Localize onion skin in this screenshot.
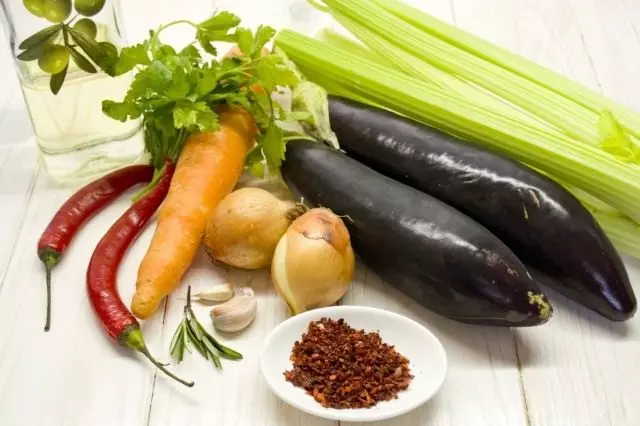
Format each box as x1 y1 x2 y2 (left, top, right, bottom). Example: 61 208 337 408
271 208 355 314
204 187 303 270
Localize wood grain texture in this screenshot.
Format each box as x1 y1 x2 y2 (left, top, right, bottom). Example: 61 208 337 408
0 168 161 426
0 0 639 425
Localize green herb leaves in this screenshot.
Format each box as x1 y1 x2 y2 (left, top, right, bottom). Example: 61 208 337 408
170 286 242 368
173 101 218 132
102 11 302 175
197 11 241 54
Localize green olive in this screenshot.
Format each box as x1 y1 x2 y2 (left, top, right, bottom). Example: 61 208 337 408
73 0 106 17
73 18 98 39
38 44 69 74
42 0 71 23
99 41 117 57
23 0 46 17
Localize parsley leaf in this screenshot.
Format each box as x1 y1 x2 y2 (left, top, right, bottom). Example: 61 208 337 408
236 28 254 56
180 45 201 63
102 100 141 121
147 61 173 93
196 31 218 56
173 101 218 132
166 67 190 99
153 44 177 61
115 43 150 75
252 26 276 59
255 55 299 92
102 11 304 174
261 125 285 172
199 11 241 32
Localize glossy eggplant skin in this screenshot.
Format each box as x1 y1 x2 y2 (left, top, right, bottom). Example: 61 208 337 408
282 141 552 326
328 96 636 321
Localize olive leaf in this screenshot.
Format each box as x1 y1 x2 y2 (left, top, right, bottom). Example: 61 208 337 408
50 63 68 95
70 48 97 73
68 26 106 71
17 44 46 61
18 24 61 50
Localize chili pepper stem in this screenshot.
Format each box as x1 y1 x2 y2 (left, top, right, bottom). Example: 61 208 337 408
39 248 61 332
44 266 51 331
121 326 194 388
132 161 172 203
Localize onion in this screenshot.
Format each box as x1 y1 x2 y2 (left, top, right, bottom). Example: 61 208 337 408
204 187 305 270
271 208 355 314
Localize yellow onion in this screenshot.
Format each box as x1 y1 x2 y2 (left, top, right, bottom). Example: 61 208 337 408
271 208 355 314
204 187 305 270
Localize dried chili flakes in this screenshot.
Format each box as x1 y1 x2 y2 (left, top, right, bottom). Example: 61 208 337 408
283 318 413 409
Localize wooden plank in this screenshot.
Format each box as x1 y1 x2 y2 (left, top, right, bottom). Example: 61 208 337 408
514 258 640 426
566 0 640 110
0 172 159 426
453 1 640 425
0 146 37 286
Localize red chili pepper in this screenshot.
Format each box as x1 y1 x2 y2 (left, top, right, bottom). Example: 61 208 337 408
86 161 193 388
38 165 154 331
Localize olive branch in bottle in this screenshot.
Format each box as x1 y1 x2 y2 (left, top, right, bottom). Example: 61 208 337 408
17 0 119 94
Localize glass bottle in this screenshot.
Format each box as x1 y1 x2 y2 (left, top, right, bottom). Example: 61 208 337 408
0 0 145 184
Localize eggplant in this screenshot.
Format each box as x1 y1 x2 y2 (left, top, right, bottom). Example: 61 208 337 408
328 95 636 321
282 140 552 326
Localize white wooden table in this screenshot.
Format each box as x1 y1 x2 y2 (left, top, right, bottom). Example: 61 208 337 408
1 1 640 425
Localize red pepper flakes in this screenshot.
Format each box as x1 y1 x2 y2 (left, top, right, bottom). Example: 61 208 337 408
283 318 413 409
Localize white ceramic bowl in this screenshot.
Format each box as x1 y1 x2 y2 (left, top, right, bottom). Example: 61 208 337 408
260 306 447 422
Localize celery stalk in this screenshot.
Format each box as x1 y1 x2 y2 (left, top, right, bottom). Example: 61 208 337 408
319 0 602 145
329 13 555 130
275 30 640 222
374 0 640 142
319 29 383 62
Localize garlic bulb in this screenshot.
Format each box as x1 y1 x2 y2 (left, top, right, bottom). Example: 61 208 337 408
271 208 355 314
210 287 257 332
192 283 234 303
204 187 306 270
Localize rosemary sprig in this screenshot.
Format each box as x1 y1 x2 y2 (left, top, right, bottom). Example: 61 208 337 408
169 286 243 369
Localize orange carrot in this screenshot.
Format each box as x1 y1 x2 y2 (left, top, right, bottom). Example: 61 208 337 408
131 106 256 319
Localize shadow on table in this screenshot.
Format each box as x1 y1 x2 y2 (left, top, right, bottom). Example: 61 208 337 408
536 284 633 339
349 268 526 367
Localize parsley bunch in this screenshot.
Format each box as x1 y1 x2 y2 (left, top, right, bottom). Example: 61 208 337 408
102 12 299 174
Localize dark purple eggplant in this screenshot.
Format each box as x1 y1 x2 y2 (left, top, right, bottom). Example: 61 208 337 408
328 95 636 321
282 140 552 326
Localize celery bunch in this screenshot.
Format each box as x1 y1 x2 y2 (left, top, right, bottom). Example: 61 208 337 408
274 0 640 258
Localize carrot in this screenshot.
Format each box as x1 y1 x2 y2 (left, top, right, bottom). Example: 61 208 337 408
131 106 257 319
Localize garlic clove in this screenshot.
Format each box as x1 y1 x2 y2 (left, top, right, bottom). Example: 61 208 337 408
192 283 234 303
210 287 257 333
